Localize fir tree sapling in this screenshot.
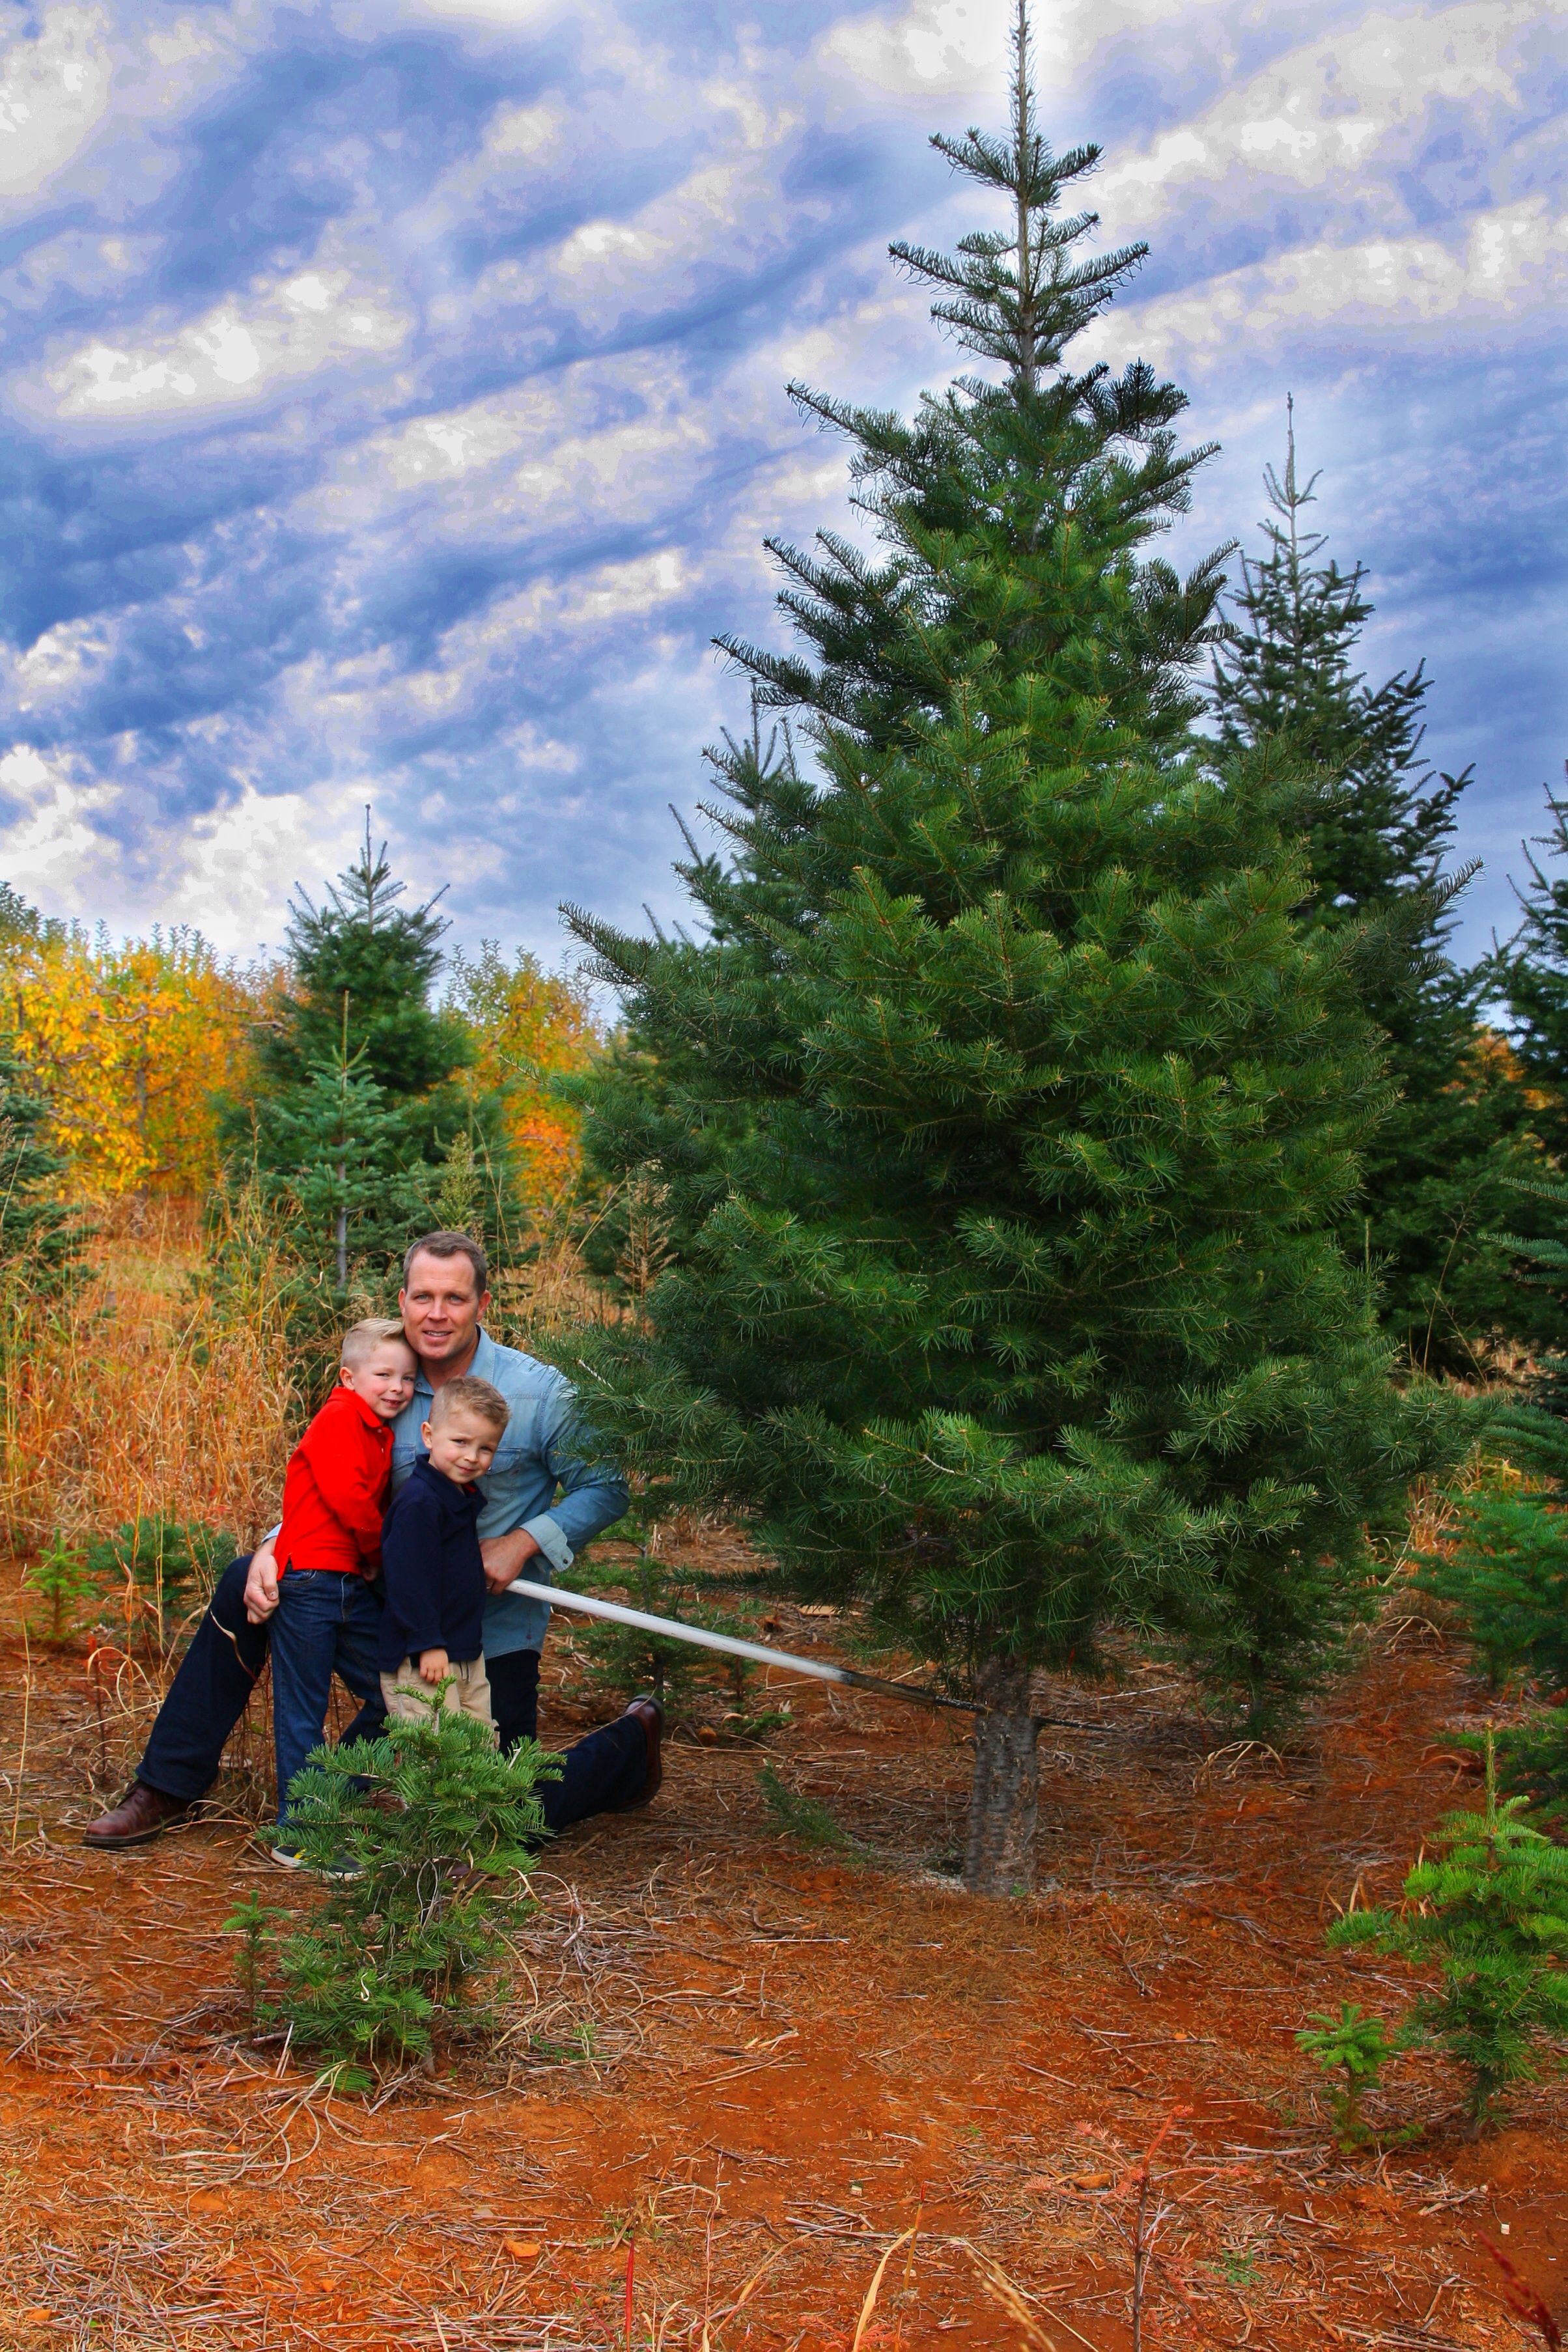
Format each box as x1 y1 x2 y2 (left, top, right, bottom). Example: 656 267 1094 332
1485 1705 1568 1830
1213 408 1543 1375
1328 1734 1568 2127
571 1552 711 1715
1295 2002 1393 2153
757 1765 859 1858
223 1891 284 2032
21 1532 99 1644
262 1700 557 2080
563 5 1453 1890
572 1550 762 1720
1416 1470 1568 1693
84 1515 233 1649
1416 1166 1568 1817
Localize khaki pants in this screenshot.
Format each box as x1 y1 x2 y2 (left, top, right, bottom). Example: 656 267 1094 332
381 1655 494 1733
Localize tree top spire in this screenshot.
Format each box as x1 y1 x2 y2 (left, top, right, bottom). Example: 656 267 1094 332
888 0 1148 393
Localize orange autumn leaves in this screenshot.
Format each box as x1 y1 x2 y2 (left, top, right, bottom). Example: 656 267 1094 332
447 942 602 1203
0 921 601 1212
0 923 265 1199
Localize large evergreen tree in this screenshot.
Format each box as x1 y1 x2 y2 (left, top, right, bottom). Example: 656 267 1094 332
1212 410 1544 1373
1498 774 1568 1168
563 8 1453 1893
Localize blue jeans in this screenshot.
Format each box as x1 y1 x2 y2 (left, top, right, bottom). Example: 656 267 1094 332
137 1556 644 1833
269 1571 384 1830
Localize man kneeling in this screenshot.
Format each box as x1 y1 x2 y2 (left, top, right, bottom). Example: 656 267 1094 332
84 1229 661 1851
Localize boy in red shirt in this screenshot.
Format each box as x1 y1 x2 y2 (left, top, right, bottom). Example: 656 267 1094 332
268 1316 417 1864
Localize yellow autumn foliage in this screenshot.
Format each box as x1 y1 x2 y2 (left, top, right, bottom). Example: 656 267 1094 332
447 944 602 1206
0 923 267 1199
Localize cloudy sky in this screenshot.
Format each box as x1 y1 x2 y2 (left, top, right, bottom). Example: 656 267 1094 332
0 0 1562 972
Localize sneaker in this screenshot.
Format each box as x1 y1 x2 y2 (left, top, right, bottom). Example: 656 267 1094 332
268 1836 363 1880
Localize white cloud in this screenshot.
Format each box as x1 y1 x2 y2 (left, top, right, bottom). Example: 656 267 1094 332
1104 192 1568 371
1101 1 1565 217
0 742 389 947
0 0 1557 966
0 3 113 200
18 266 410 422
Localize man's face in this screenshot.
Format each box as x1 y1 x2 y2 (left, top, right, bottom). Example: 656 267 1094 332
400 1251 489 1366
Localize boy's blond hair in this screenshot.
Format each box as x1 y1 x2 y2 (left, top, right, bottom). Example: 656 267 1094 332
341 1316 414 1372
427 1373 509 1433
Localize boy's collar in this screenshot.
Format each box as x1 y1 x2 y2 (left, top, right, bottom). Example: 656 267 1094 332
338 1385 392 1432
413 1451 485 1504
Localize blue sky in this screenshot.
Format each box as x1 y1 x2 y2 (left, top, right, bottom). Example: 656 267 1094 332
0 0 1562 971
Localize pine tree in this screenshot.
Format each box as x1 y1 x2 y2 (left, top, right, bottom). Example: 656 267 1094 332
238 820 502 1289
1212 411 1543 1373
561 8 1457 1892
257 1027 432 1289
261 815 467 1110
0 1039 87 1294
1499 774 1568 1165
262 1701 556 2081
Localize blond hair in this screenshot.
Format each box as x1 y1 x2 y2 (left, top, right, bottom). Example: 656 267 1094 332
341 1316 414 1372
427 1373 509 1434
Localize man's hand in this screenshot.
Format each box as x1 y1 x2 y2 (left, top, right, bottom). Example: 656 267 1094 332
479 1526 543 1595
417 1647 449 1686
244 1543 280 1624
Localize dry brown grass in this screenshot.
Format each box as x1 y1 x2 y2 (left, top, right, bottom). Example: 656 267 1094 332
0 1196 300 1559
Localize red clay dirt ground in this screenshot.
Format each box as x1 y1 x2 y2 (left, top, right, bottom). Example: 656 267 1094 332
1 1537 1566 2352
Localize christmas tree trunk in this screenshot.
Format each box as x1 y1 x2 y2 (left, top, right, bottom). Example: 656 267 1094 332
965 1661 1041 1895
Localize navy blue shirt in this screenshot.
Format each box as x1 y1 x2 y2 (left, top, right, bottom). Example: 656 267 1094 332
378 1457 488 1670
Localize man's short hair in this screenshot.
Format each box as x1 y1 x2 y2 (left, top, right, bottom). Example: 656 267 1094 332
341 1316 413 1371
428 1374 510 1434
402 1229 489 1295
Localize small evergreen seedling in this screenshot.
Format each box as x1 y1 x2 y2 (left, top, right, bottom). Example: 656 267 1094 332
1416 1479 1568 1693
85 1515 234 1646
574 1552 759 1720
223 1891 283 2030
268 1698 558 2078
574 1554 710 1714
1328 1734 1568 2126
1295 2002 1392 2153
1485 1706 1568 1828
23 1532 98 1642
757 1765 857 1858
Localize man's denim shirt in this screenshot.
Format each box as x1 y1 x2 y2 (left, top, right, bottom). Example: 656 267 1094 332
389 1330 628 1659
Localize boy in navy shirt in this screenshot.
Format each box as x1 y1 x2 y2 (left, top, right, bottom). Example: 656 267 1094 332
379 1373 509 1729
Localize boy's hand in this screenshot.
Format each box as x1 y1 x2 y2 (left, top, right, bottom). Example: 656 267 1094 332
244 1544 280 1623
418 1647 449 1685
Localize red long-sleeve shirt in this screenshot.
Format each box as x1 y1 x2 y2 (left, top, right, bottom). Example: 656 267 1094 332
277 1384 395 1577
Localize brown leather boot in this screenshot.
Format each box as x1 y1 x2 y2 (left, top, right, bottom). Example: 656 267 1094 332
608 1695 664 1811
83 1782 194 1849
